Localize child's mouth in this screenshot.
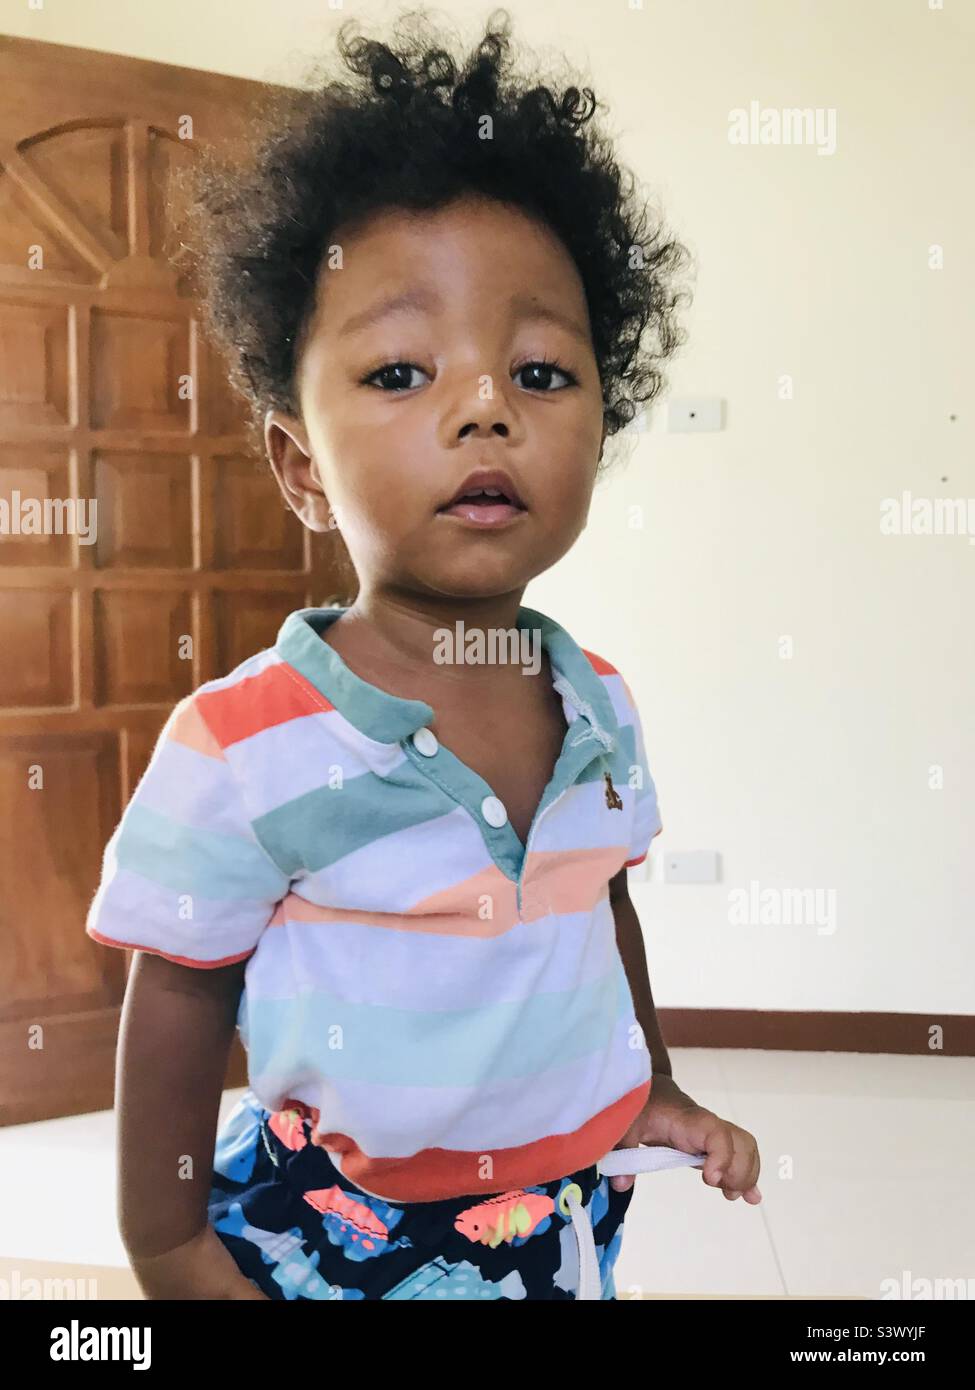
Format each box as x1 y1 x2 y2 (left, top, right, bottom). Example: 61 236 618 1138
437 491 528 527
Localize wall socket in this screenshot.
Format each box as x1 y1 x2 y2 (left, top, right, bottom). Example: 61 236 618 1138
667 398 724 433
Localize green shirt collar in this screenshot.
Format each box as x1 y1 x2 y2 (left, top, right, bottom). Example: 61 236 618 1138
275 604 620 749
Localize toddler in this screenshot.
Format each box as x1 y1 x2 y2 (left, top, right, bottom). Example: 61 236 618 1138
86 7 761 1301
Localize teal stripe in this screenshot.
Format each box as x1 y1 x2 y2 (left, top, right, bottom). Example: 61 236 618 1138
255 729 622 878
609 724 647 796
610 721 637 773
253 762 456 876
576 755 618 786
245 961 633 1089
117 804 289 900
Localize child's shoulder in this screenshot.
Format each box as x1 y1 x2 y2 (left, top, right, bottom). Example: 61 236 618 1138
159 636 305 767
170 636 309 753
526 604 639 713
576 643 639 715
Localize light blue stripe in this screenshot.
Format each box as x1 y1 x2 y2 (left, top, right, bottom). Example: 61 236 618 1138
116 804 289 900
244 961 633 1088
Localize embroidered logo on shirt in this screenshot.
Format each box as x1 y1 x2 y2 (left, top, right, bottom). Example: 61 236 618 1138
603 771 623 811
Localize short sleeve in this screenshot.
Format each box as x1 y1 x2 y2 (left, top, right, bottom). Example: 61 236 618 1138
618 678 663 868
85 692 291 969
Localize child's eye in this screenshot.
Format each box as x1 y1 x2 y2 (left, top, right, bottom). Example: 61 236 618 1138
513 359 576 392
361 362 429 392
360 357 577 394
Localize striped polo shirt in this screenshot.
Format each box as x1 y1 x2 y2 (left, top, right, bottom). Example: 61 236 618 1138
86 603 663 1203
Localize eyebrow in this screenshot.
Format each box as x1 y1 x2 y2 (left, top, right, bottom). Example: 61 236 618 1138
336 287 590 345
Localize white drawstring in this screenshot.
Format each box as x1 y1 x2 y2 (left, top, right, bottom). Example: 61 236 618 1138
564 1145 707 1300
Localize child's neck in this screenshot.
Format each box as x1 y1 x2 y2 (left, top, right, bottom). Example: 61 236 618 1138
329 590 535 690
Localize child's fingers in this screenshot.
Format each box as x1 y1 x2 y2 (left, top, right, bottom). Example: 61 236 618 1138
716 1139 761 1201
701 1125 736 1188
723 1183 762 1203
608 1174 635 1192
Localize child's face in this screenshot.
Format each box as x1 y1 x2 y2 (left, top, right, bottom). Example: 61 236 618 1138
265 193 606 601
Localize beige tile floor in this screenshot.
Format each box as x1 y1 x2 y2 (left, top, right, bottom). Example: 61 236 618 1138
1 1048 971 1299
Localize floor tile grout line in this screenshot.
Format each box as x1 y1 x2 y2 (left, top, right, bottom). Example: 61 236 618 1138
712 1049 790 1297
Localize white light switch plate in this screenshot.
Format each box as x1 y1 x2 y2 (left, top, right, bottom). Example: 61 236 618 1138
663 851 721 884
667 398 723 432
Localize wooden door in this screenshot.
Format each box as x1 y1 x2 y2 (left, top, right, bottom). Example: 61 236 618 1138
0 37 347 1125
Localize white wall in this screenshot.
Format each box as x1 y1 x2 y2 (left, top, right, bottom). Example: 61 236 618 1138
5 0 971 1014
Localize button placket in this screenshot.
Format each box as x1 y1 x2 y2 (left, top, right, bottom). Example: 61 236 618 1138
400 734 526 883
401 673 617 917
480 795 508 828
411 727 439 758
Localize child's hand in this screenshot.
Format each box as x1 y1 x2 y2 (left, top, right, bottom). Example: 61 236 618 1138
608 1074 762 1204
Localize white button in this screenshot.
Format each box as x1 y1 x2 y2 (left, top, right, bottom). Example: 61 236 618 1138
412 727 439 757
481 795 508 828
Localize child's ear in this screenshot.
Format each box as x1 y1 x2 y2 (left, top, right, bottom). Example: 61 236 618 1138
264 408 333 532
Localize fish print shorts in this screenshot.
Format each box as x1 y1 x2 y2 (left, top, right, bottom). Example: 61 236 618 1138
207 1090 635 1301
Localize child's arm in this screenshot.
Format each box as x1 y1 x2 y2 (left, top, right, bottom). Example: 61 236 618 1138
612 677 691 1088
116 951 268 1299
610 867 680 1082
610 867 762 1200
611 867 701 1106
84 689 295 1295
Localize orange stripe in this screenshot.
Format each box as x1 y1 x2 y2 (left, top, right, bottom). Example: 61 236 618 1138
266 844 630 937
519 846 628 920
267 880 519 937
195 661 331 749
169 695 225 759
581 648 620 677
86 927 254 969
307 1077 653 1203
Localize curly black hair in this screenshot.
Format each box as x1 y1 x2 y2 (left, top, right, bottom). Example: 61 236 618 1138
173 5 693 474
